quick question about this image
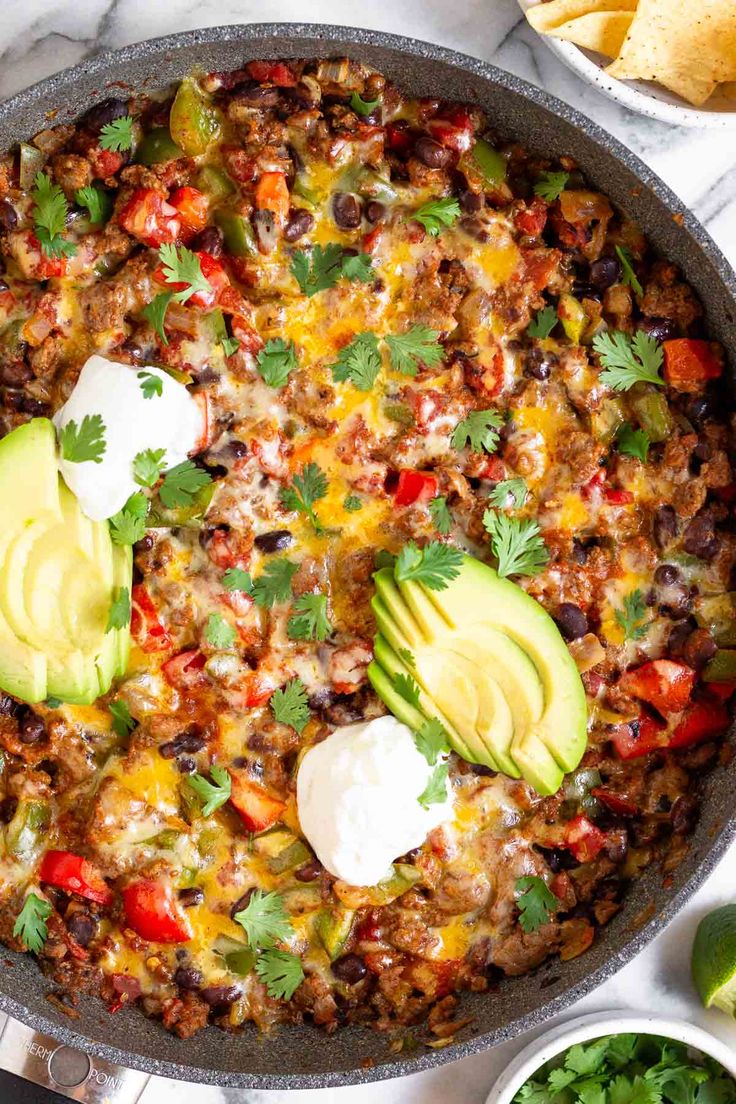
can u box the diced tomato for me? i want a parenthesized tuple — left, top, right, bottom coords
(40, 850, 112, 906)
(514, 197, 547, 237)
(245, 60, 296, 86)
(232, 673, 275, 709)
(205, 528, 252, 571)
(609, 713, 667, 760)
(89, 147, 124, 179)
(668, 700, 730, 749)
(130, 584, 172, 653)
(169, 186, 209, 234)
(564, 814, 607, 863)
(254, 172, 290, 229)
(9, 231, 67, 280)
(228, 770, 285, 833)
(581, 469, 606, 499)
(119, 188, 181, 248)
(427, 108, 474, 153)
(385, 121, 414, 153)
(603, 488, 634, 506)
(663, 339, 722, 392)
(522, 248, 559, 293)
(618, 659, 696, 716)
(479, 456, 506, 482)
(154, 250, 229, 310)
(162, 650, 207, 690)
(590, 788, 638, 817)
(123, 880, 192, 943)
(394, 469, 438, 506)
(706, 680, 736, 702)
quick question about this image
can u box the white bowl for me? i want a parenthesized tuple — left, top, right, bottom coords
(517, 0, 736, 129)
(486, 1011, 736, 1104)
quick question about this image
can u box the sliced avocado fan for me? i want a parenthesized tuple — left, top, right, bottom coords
(0, 418, 132, 704)
(367, 553, 588, 795)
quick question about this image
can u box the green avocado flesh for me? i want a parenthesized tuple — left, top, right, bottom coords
(369, 555, 588, 795)
(0, 418, 132, 704)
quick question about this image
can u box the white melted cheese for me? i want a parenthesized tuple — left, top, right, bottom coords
(296, 715, 453, 886)
(54, 355, 203, 521)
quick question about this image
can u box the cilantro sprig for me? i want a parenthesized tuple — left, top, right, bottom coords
(418, 761, 449, 809)
(593, 329, 664, 392)
(270, 677, 310, 734)
(414, 718, 449, 766)
(255, 948, 305, 1001)
(483, 510, 549, 577)
(429, 495, 453, 535)
(32, 171, 77, 259)
(109, 491, 148, 545)
(533, 170, 569, 202)
(186, 764, 231, 817)
(233, 891, 305, 1001)
(99, 115, 135, 152)
(350, 91, 380, 116)
(385, 325, 444, 376)
(106, 586, 131, 632)
(59, 414, 106, 464)
(617, 423, 650, 463)
(527, 305, 558, 339)
(287, 593, 333, 642)
(133, 447, 167, 488)
(75, 185, 112, 225)
(109, 699, 135, 738)
(280, 463, 328, 534)
(138, 370, 163, 399)
(222, 567, 253, 594)
(394, 672, 421, 708)
(290, 243, 372, 297)
(256, 339, 298, 389)
(142, 292, 173, 345)
(204, 611, 236, 650)
(252, 559, 298, 608)
(159, 460, 212, 509)
(330, 332, 381, 391)
(515, 875, 558, 933)
(451, 408, 503, 454)
(412, 197, 461, 236)
(395, 540, 464, 591)
(488, 478, 527, 510)
(615, 588, 649, 642)
(615, 245, 643, 297)
(158, 243, 212, 303)
(13, 893, 52, 954)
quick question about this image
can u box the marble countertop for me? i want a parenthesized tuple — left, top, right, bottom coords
(1, 3, 735, 1102)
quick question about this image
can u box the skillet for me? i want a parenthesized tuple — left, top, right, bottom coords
(0, 21, 734, 1092)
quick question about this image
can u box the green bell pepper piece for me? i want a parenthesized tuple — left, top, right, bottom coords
(466, 138, 506, 186)
(280, 885, 322, 914)
(19, 143, 44, 191)
(695, 593, 736, 647)
(558, 293, 588, 345)
(195, 165, 235, 202)
(225, 947, 257, 976)
(214, 210, 257, 257)
(268, 839, 312, 875)
(315, 907, 355, 960)
(135, 128, 183, 166)
(147, 481, 215, 529)
(590, 398, 625, 444)
(354, 167, 398, 203)
(292, 176, 321, 206)
(169, 78, 221, 157)
(630, 388, 674, 443)
(6, 800, 49, 862)
(703, 650, 736, 682)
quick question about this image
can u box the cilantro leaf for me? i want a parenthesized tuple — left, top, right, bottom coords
(330, 331, 382, 391)
(394, 672, 421, 708)
(395, 540, 464, 591)
(615, 245, 643, 297)
(233, 888, 293, 948)
(137, 370, 163, 400)
(99, 115, 134, 152)
(429, 495, 453, 535)
(609, 1074, 660, 1104)
(252, 559, 299, 608)
(533, 171, 569, 202)
(279, 463, 328, 534)
(287, 593, 333, 642)
(256, 338, 298, 388)
(13, 893, 52, 954)
(483, 510, 549, 577)
(60, 414, 106, 464)
(186, 764, 231, 817)
(515, 875, 558, 933)
(133, 447, 167, 488)
(418, 761, 449, 809)
(255, 948, 305, 1000)
(615, 588, 649, 641)
(106, 585, 131, 632)
(142, 292, 173, 345)
(290, 244, 372, 296)
(617, 423, 650, 462)
(451, 408, 503, 454)
(579, 1088, 607, 1104)
(75, 185, 112, 225)
(397, 648, 415, 667)
(222, 568, 253, 593)
(593, 329, 664, 391)
(32, 171, 76, 259)
(488, 478, 527, 510)
(340, 252, 373, 282)
(385, 325, 444, 376)
(270, 677, 310, 734)
(350, 91, 380, 116)
(109, 491, 149, 545)
(527, 305, 558, 339)
(414, 718, 449, 765)
(343, 494, 362, 512)
(159, 460, 212, 509)
(565, 1039, 613, 1076)
(412, 197, 461, 237)
(204, 611, 236, 650)
(109, 699, 135, 738)
(158, 243, 212, 304)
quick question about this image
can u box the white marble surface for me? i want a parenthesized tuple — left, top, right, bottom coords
(2, 3, 735, 1102)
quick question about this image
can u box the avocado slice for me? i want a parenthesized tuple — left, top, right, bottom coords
(96, 542, 133, 695)
(373, 570, 426, 649)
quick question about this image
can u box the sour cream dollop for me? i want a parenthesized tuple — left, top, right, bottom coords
(296, 715, 453, 886)
(54, 355, 203, 521)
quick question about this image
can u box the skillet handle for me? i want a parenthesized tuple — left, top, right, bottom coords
(0, 1012, 150, 1102)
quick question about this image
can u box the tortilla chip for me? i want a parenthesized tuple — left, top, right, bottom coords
(548, 11, 634, 59)
(607, 0, 736, 106)
(526, 0, 637, 35)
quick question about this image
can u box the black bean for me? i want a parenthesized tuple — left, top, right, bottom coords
(178, 887, 204, 908)
(653, 505, 677, 550)
(414, 136, 453, 169)
(308, 686, 336, 711)
(17, 396, 50, 417)
(0, 796, 18, 824)
(294, 860, 322, 882)
(554, 603, 588, 641)
(0, 199, 17, 232)
(230, 888, 256, 920)
(332, 192, 362, 229)
(589, 256, 622, 290)
(459, 189, 482, 214)
(572, 281, 600, 303)
(201, 984, 241, 1008)
(189, 225, 224, 257)
(254, 529, 293, 554)
(0, 693, 18, 717)
(66, 912, 96, 948)
(177, 756, 196, 775)
(231, 81, 280, 107)
(683, 513, 720, 561)
(571, 540, 589, 565)
(224, 439, 248, 460)
(365, 201, 385, 224)
(524, 346, 555, 381)
(83, 97, 129, 132)
(682, 628, 717, 670)
(668, 617, 697, 657)
(331, 954, 367, 984)
(284, 208, 315, 243)
(159, 729, 205, 759)
(654, 563, 679, 586)
(0, 362, 32, 387)
(174, 966, 203, 991)
(459, 217, 489, 243)
(19, 711, 45, 745)
(659, 584, 693, 620)
(638, 317, 678, 344)
(686, 397, 712, 425)
(693, 441, 712, 463)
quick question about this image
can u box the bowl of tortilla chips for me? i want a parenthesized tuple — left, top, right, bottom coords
(519, 0, 736, 127)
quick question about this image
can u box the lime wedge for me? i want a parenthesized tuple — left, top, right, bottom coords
(692, 904, 736, 1014)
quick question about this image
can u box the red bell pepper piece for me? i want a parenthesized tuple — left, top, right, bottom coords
(663, 339, 722, 392)
(119, 188, 181, 248)
(610, 713, 667, 760)
(603, 488, 634, 506)
(168, 186, 209, 234)
(618, 659, 696, 716)
(130, 584, 172, 653)
(427, 108, 474, 153)
(11, 231, 68, 280)
(228, 770, 285, 833)
(514, 197, 547, 237)
(590, 788, 638, 817)
(394, 469, 439, 506)
(254, 172, 290, 229)
(668, 700, 730, 749)
(40, 850, 112, 906)
(385, 121, 414, 153)
(245, 60, 296, 86)
(564, 814, 607, 863)
(706, 680, 736, 702)
(123, 880, 192, 943)
(162, 649, 207, 690)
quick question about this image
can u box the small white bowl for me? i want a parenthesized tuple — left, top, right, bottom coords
(486, 1011, 736, 1104)
(517, 0, 736, 129)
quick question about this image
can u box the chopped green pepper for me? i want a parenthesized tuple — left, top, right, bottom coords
(280, 885, 322, 914)
(214, 210, 257, 257)
(315, 907, 355, 960)
(558, 293, 588, 345)
(147, 481, 215, 529)
(695, 593, 736, 646)
(169, 78, 221, 156)
(195, 164, 235, 202)
(590, 397, 625, 444)
(0, 320, 26, 361)
(292, 176, 321, 206)
(5, 800, 49, 863)
(135, 128, 183, 166)
(214, 935, 257, 976)
(703, 649, 736, 682)
(464, 138, 506, 187)
(19, 143, 44, 191)
(268, 839, 312, 875)
(630, 388, 674, 443)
